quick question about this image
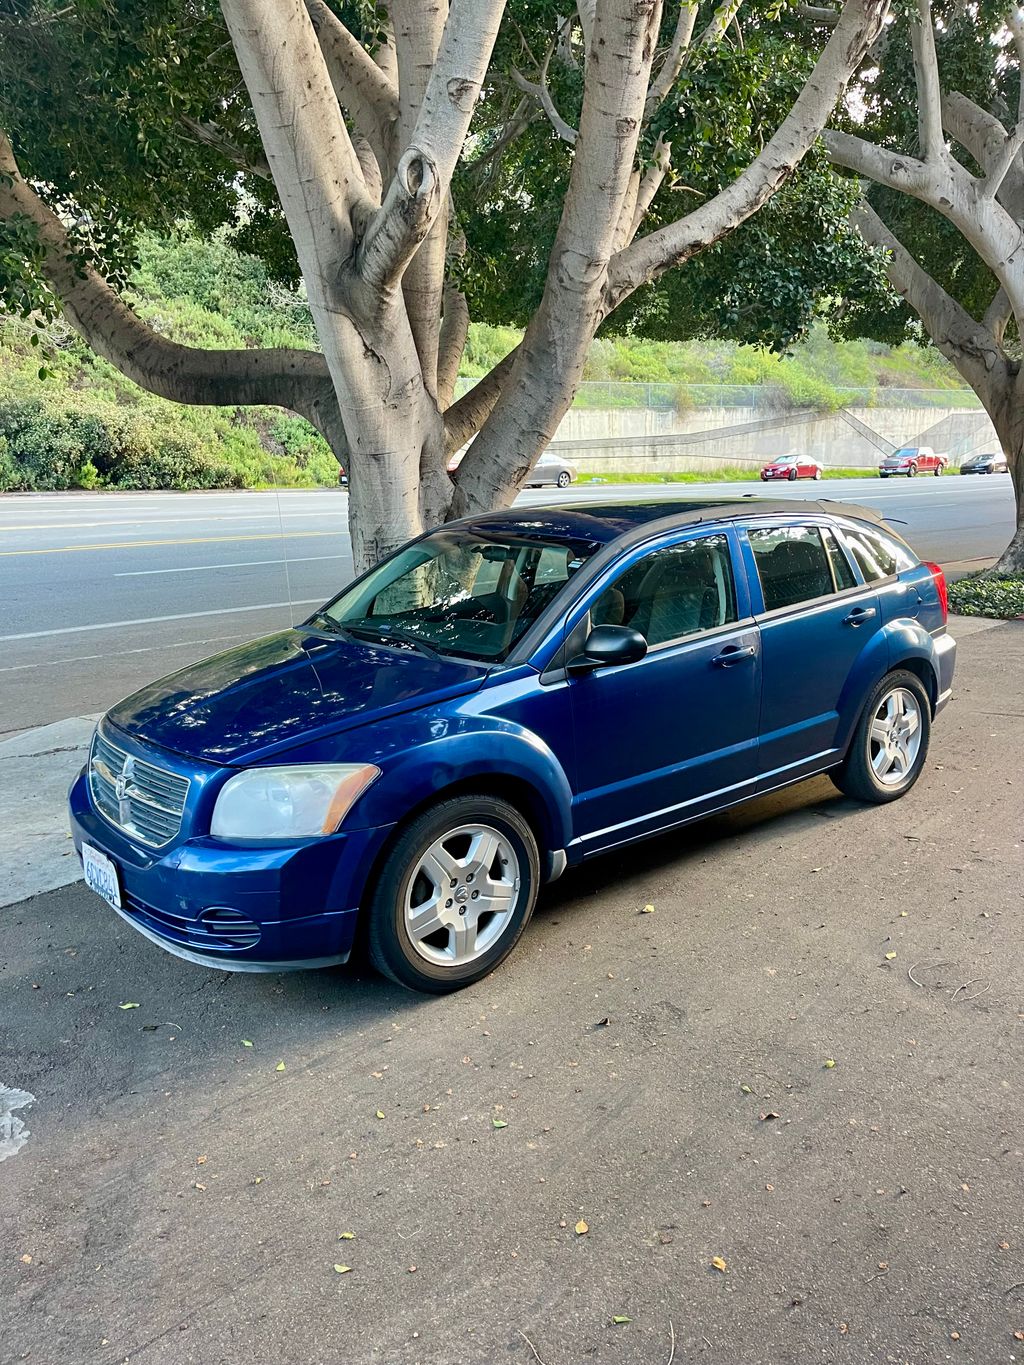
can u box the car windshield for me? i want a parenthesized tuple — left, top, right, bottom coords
(317, 528, 600, 662)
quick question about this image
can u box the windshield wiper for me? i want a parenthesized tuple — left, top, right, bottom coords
(344, 623, 441, 659)
(306, 611, 346, 636)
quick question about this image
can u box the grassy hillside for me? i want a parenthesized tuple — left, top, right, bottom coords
(0, 231, 971, 493)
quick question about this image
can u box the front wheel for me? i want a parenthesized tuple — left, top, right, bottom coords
(788, 468, 798, 482)
(556, 471, 572, 489)
(907, 465, 918, 477)
(831, 670, 931, 804)
(367, 794, 540, 993)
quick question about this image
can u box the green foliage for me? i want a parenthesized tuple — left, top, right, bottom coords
(947, 574, 1024, 619)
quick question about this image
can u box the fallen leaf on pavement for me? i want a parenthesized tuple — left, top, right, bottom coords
(19, 1255, 32, 1264)
(118, 1003, 140, 1010)
(759, 1111, 780, 1122)
(575, 1220, 589, 1236)
(333, 1264, 352, 1274)
(242, 1040, 253, 1047)
(275, 1062, 286, 1072)
(885, 952, 897, 961)
(375, 1110, 385, 1120)
(611, 1315, 631, 1324)
(338, 1232, 356, 1240)
(640, 904, 655, 914)
(492, 1117, 508, 1129)
(740, 1084, 753, 1094)
(711, 1256, 727, 1272)
(823, 1059, 836, 1069)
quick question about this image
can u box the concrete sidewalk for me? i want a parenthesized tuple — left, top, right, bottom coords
(0, 714, 99, 908)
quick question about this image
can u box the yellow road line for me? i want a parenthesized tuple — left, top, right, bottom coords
(0, 531, 339, 558)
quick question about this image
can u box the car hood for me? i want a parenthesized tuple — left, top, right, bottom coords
(107, 628, 490, 765)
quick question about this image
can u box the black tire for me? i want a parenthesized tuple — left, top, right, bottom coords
(907, 464, 918, 477)
(831, 670, 932, 805)
(556, 471, 572, 489)
(367, 794, 540, 993)
(933, 464, 942, 476)
(879, 472, 889, 479)
(788, 468, 798, 482)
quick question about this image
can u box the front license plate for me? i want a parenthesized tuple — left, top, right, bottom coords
(82, 843, 122, 910)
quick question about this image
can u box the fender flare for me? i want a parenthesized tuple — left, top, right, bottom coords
(351, 720, 574, 852)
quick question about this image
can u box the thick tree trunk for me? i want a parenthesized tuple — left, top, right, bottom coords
(985, 372, 1024, 576)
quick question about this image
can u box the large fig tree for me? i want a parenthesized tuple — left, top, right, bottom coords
(823, 0, 1024, 573)
(0, 0, 888, 569)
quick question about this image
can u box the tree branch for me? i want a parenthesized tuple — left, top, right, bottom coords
(437, 284, 470, 409)
(980, 121, 1024, 201)
(644, 0, 698, 118)
(0, 130, 333, 416)
(850, 200, 1007, 396)
(699, 0, 741, 47)
(220, 0, 371, 294)
(305, 0, 399, 170)
(443, 347, 520, 453)
(822, 128, 933, 195)
(510, 59, 578, 144)
(359, 0, 507, 295)
(178, 115, 272, 180)
(609, 0, 892, 305)
(910, 0, 945, 163)
(630, 136, 673, 239)
(982, 284, 1012, 345)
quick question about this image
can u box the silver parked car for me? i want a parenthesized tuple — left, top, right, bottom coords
(526, 452, 577, 489)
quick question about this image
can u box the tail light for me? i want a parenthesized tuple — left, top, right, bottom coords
(924, 561, 948, 623)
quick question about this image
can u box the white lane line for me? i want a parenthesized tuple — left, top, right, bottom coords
(115, 553, 348, 577)
(0, 511, 347, 533)
(0, 599, 322, 642)
(0, 632, 257, 674)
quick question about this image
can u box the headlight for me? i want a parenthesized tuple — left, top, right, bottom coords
(210, 764, 380, 840)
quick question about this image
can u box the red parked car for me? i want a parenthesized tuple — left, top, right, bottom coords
(878, 446, 947, 478)
(760, 454, 823, 482)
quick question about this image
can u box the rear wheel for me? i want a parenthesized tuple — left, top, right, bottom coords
(367, 794, 540, 993)
(814, 469, 822, 480)
(933, 464, 942, 476)
(831, 670, 931, 804)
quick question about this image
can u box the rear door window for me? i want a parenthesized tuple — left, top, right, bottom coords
(748, 526, 835, 611)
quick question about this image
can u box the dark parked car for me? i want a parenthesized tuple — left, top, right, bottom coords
(70, 498, 955, 993)
(959, 452, 1009, 474)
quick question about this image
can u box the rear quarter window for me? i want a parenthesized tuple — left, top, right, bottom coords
(841, 526, 915, 581)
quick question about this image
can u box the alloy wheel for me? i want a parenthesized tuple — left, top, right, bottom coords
(404, 823, 521, 967)
(868, 687, 923, 786)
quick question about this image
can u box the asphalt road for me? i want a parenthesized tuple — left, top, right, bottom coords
(3, 617, 1023, 1365)
(0, 475, 1014, 733)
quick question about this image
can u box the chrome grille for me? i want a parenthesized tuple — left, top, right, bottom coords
(89, 729, 189, 848)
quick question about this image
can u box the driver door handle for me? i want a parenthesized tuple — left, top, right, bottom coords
(712, 644, 756, 667)
(844, 606, 877, 626)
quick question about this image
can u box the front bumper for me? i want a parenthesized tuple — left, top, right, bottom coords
(69, 769, 392, 971)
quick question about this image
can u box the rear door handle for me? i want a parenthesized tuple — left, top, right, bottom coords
(844, 606, 877, 626)
(712, 644, 756, 667)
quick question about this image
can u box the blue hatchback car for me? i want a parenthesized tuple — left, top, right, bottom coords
(69, 498, 955, 993)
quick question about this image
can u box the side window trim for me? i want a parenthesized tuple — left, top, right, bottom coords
(819, 522, 864, 594)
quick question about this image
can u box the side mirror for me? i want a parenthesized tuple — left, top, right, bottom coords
(568, 623, 648, 674)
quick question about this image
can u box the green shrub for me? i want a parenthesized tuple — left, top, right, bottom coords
(948, 573, 1024, 619)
